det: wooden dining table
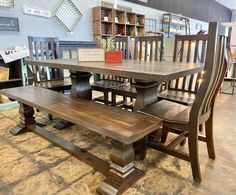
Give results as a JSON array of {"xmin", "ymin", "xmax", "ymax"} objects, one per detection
[{"xmin": 25, "ymin": 59, "xmax": 204, "ymax": 111}]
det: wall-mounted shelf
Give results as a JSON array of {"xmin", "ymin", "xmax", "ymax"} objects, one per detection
[{"xmin": 93, "ymin": 6, "xmax": 145, "ymax": 45}]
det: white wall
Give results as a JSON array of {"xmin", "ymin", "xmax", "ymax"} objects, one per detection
[{"xmin": 0, "ymin": 0, "xmax": 208, "ymax": 49}]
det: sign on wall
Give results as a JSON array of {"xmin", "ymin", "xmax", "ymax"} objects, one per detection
[
  {"xmin": 23, "ymin": 5, "xmax": 51, "ymax": 18},
  {"xmin": 0, "ymin": 17, "xmax": 19, "ymax": 32}
]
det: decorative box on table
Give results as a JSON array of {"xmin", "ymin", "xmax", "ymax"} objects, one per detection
[{"xmin": 105, "ymin": 51, "xmax": 123, "ymax": 63}]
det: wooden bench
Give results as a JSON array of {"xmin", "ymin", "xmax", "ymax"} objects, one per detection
[{"xmin": 0, "ymin": 86, "xmax": 162, "ymax": 195}]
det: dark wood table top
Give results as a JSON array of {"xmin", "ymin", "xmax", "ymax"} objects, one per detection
[{"xmin": 26, "ymin": 59, "xmax": 204, "ymax": 82}]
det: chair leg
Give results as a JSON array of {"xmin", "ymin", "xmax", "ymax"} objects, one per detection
[
  {"xmin": 161, "ymin": 125, "xmax": 169, "ymax": 143},
  {"xmin": 199, "ymin": 124, "xmax": 203, "ymax": 132},
  {"xmin": 180, "ymin": 137, "xmax": 187, "ymax": 146},
  {"xmin": 112, "ymin": 91, "xmax": 117, "ymax": 107},
  {"xmin": 104, "ymin": 91, "xmax": 109, "ymax": 105},
  {"xmin": 188, "ymin": 128, "xmax": 202, "ymax": 183},
  {"xmin": 48, "ymin": 114, "xmax": 53, "ymax": 121},
  {"xmin": 205, "ymin": 111, "xmax": 215, "ymax": 159}
]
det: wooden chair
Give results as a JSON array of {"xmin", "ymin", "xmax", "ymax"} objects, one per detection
[
  {"xmin": 91, "ymin": 36, "xmax": 130, "ymax": 105},
  {"xmin": 111, "ymin": 35, "xmax": 164, "ymax": 110},
  {"xmin": 28, "ymin": 36, "xmax": 71, "ymax": 92},
  {"xmin": 140, "ymin": 22, "xmax": 227, "ymax": 182},
  {"xmin": 157, "ymin": 33, "xmax": 208, "ymax": 106}
]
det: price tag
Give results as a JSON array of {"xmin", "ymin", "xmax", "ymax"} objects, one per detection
[{"xmin": 77, "ymin": 48, "xmax": 105, "ymax": 62}]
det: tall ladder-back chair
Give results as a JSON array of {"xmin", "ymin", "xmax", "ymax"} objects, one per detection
[
  {"xmin": 111, "ymin": 35, "xmax": 164, "ymax": 110},
  {"xmin": 158, "ymin": 33, "xmax": 208, "ymax": 106},
  {"xmin": 91, "ymin": 36, "xmax": 129, "ymax": 105},
  {"xmin": 140, "ymin": 22, "xmax": 227, "ymax": 182}
]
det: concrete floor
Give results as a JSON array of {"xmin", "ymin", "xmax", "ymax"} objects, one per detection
[{"xmin": 0, "ymin": 92, "xmax": 235, "ymax": 195}]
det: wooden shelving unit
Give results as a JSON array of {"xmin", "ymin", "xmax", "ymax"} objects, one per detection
[
  {"xmin": 93, "ymin": 6, "xmax": 145, "ymax": 44},
  {"xmin": 162, "ymin": 13, "xmax": 190, "ymax": 38},
  {"xmin": 0, "ymin": 57, "xmax": 24, "ymax": 90}
]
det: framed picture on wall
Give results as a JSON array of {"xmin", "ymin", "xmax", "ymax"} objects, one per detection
[
  {"xmin": 0, "ymin": 17, "xmax": 19, "ymax": 32},
  {"xmin": 0, "ymin": 0, "xmax": 14, "ymax": 8}
]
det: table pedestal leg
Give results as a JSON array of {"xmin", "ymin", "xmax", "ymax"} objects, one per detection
[
  {"xmin": 10, "ymin": 103, "xmax": 36, "ymax": 135},
  {"xmin": 134, "ymin": 80, "xmax": 159, "ymax": 111},
  {"xmin": 54, "ymin": 71, "xmax": 92, "ymax": 130},
  {"xmin": 97, "ymin": 140, "xmax": 144, "ymax": 195},
  {"xmin": 133, "ymin": 80, "xmax": 159, "ymax": 159},
  {"xmin": 70, "ymin": 71, "xmax": 92, "ymax": 99}
]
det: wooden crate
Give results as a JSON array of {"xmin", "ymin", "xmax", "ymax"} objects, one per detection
[{"xmin": 0, "ymin": 67, "xmax": 9, "ymax": 81}]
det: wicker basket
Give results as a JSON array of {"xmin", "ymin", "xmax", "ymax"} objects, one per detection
[{"xmin": 0, "ymin": 67, "xmax": 9, "ymax": 81}]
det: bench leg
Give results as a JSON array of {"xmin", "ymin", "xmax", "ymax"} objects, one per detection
[
  {"xmin": 97, "ymin": 140, "xmax": 144, "ymax": 195},
  {"xmin": 10, "ymin": 103, "xmax": 35, "ymax": 136},
  {"xmin": 133, "ymin": 137, "xmax": 147, "ymax": 160}
]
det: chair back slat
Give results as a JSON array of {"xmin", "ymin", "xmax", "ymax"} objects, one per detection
[
  {"xmin": 186, "ymin": 40, "xmax": 191, "ymax": 62},
  {"xmin": 193, "ymin": 40, "xmax": 199, "ymax": 63},
  {"xmin": 204, "ymin": 35, "xmax": 226, "ymax": 113},
  {"xmin": 200, "ymin": 40, "xmax": 207, "ymax": 63},
  {"xmin": 190, "ymin": 22, "xmax": 227, "ymax": 125},
  {"xmin": 28, "ymin": 36, "xmax": 63, "ymax": 84},
  {"xmin": 179, "ymin": 40, "xmax": 184, "ymax": 62}
]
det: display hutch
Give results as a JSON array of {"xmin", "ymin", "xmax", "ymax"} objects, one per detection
[{"xmin": 162, "ymin": 13, "xmax": 190, "ymax": 38}]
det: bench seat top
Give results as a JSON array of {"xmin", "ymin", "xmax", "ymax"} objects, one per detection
[{"xmin": 0, "ymin": 86, "xmax": 162, "ymax": 145}]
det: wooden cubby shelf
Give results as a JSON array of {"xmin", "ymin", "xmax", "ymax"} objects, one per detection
[{"xmin": 93, "ymin": 6, "xmax": 145, "ymax": 44}]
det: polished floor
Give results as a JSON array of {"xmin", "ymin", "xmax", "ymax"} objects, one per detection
[{"xmin": 0, "ymin": 92, "xmax": 235, "ymax": 195}]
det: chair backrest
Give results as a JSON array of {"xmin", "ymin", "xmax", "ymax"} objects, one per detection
[
  {"xmin": 114, "ymin": 37, "xmax": 130, "ymax": 59},
  {"xmin": 28, "ymin": 36, "xmax": 63, "ymax": 83},
  {"xmin": 167, "ymin": 34, "xmax": 208, "ymax": 92},
  {"xmin": 134, "ymin": 35, "xmax": 164, "ymax": 61},
  {"xmin": 190, "ymin": 22, "xmax": 227, "ymax": 127},
  {"xmin": 101, "ymin": 36, "xmax": 130, "ymax": 82},
  {"xmin": 59, "ymin": 41, "xmax": 99, "ymax": 59}
]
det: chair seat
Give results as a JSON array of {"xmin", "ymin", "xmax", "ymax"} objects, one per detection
[
  {"xmin": 112, "ymin": 84, "xmax": 137, "ymax": 98},
  {"xmin": 91, "ymin": 80, "xmax": 124, "ymax": 91},
  {"xmin": 35, "ymin": 77, "xmax": 72, "ymax": 91},
  {"xmin": 140, "ymin": 100, "xmax": 190, "ymax": 124},
  {"xmin": 157, "ymin": 90, "xmax": 196, "ymax": 106}
]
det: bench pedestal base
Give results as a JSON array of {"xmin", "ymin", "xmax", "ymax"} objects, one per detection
[
  {"xmin": 11, "ymin": 103, "xmax": 144, "ymax": 195},
  {"xmin": 97, "ymin": 169, "xmax": 143, "ymax": 195},
  {"xmin": 10, "ymin": 103, "xmax": 35, "ymax": 135},
  {"xmin": 97, "ymin": 140, "xmax": 144, "ymax": 194}
]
